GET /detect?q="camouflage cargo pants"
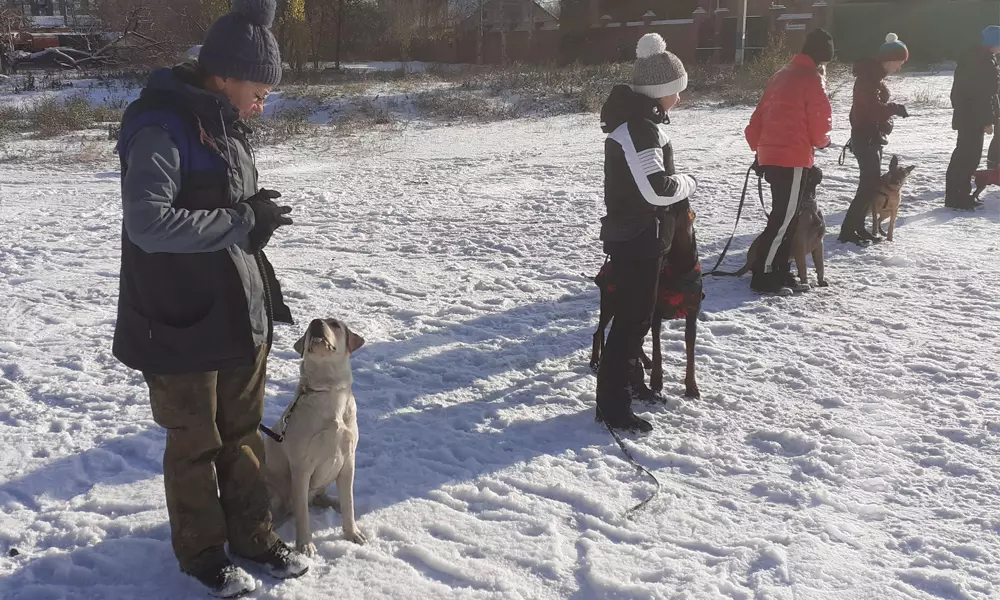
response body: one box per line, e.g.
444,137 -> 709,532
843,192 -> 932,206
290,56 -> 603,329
144,345 -> 279,574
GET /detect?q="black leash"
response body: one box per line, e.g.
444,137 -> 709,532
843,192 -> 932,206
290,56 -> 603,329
596,405 -> 661,519
838,139 -> 852,166
707,159 -> 761,276
259,424 -> 284,443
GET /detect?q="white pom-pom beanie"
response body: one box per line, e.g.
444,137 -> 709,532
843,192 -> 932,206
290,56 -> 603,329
878,32 -> 909,62
632,33 -> 688,99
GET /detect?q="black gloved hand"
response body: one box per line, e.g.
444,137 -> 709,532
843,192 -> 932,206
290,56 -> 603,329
246,189 -> 292,254
889,103 -> 909,118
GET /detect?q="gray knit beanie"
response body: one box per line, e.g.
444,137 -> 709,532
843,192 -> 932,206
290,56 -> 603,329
632,33 -> 688,99
199,0 -> 282,86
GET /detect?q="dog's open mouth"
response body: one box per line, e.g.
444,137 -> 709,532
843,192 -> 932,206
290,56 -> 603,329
309,337 -> 337,353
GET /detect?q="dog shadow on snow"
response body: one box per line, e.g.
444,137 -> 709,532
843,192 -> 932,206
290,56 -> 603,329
1,292 -> 686,594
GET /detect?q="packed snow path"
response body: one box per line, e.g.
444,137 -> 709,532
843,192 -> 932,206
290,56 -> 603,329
1,71 -> 998,599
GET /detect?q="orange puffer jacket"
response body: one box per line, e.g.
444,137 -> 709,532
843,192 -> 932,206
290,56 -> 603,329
745,54 -> 833,168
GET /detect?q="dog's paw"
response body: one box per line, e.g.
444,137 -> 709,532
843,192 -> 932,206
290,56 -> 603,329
345,529 -> 368,545
817,280 -> 829,288
297,542 -> 317,557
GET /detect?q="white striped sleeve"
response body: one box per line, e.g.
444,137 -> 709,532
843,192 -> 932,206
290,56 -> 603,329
609,122 -> 697,207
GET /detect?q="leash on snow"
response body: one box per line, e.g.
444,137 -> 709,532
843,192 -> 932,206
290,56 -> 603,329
596,404 -> 661,518
706,158 -> 765,276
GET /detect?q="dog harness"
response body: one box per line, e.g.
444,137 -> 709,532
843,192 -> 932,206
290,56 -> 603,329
595,258 -> 705,320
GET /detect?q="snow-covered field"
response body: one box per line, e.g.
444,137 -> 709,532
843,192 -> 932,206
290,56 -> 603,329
2,69 -> 999,599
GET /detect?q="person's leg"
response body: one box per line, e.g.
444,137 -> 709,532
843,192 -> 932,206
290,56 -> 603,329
145,371 -> 228,575
751,166 -> 802,292
214,345 -> 280,559
596,255 -> 661,431
946,128 -> 985,206
840,142 -> 882,242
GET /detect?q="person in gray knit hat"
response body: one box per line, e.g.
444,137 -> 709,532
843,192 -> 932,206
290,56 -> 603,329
595,33 -> 698,433
113,0 -> 308,595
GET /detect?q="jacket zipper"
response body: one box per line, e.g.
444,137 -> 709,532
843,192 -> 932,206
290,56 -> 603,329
254,252 -> 275,346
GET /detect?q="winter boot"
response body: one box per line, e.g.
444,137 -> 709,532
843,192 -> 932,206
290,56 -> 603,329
233,540 -> 309,580
595,404 -> 653,433
184,558 -> 256,599
782,273 -> 811,293
751,271 -> 794,296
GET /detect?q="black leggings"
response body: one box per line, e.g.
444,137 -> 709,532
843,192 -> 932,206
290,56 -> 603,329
596,255 -> 661,417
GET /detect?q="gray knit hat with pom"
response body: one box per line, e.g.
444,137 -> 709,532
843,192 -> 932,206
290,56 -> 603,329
632,33 -> 687,99
199,0 -> 282,86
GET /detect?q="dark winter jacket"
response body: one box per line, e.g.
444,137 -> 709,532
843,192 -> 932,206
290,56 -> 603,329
113,63 -> 292,375
599,85 -> 696,259
951,46 -> 1000,131
850,59 -> 903,147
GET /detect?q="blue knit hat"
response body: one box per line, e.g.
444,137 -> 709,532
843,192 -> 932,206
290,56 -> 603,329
878,33 -> 908,62
199,0 -> 282,86
983,25 -> 1000,48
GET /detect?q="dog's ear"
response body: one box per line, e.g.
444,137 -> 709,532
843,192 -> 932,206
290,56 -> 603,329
903,165 -> 916,176
293,334 -> 306,357
346,328 -> 365,354
889,155 -> 899,172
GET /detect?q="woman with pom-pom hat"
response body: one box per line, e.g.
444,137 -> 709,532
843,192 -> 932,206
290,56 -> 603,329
839,33 -> 910,245
113,0 -> 308,594
596,33 -> 697,434
945,25 -> 1000,210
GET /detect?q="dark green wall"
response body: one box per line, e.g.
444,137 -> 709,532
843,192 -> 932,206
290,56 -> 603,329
833,0 -> 1000,63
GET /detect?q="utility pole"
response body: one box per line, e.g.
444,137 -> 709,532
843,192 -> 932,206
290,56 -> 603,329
736,0 -> 747,65
335,0 -> 344,70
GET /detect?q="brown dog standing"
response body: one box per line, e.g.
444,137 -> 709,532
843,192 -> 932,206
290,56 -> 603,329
871,155 -> 915,241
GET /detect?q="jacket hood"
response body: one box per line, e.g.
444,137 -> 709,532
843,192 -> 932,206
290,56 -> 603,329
600,84 -> 665,133
853,57 -> 887,79
142,62 -> 240,125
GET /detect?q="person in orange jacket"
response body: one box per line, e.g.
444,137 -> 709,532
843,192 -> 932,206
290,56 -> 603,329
745,28 -> 834,295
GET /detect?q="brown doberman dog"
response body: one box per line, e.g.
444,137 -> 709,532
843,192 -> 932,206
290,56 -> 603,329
590,207 -> 703,399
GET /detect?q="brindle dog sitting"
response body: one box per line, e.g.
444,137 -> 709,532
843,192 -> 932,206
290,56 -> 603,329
590,207 -> 703,399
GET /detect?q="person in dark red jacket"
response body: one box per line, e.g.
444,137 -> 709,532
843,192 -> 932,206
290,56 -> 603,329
839,34 -> 910,245
745,28 -> 833,295
945,26 -> 1000,210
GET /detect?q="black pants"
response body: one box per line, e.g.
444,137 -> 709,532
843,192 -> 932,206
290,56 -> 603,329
840,140 -> 882,238
946,128 -> 996,204
596,255 -> 661,418
751,166 -> 821,291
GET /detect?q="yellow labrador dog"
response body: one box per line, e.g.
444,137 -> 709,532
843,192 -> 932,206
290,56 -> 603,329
263,318 -> 367,556
872,155 -> 916,242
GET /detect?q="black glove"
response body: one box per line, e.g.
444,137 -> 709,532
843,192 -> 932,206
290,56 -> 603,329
889,103 -> 909,118
246,189 -> 292,254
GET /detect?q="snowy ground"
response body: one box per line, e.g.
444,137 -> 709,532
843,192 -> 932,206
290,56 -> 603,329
1,69 -> 999,599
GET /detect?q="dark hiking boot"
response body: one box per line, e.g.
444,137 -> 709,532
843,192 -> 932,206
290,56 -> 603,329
597,407 -> 654,433
945,197 -> 983,210
782,273 -> 811,293
628,381 -> 663,404
184,559 -> 255,598
857,228 -> 879,242
234,540 -> 309,580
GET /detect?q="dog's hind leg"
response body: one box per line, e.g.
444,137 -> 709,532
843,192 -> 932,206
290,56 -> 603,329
684,313 -> 700,399
311,491 -> 341,513
793,245 -> 808,285
291,469 -> 316,556
337,458 -> 367,545
649,315 -> 663,392
813,241 -> 828,287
